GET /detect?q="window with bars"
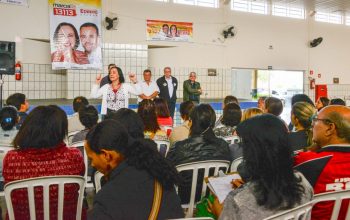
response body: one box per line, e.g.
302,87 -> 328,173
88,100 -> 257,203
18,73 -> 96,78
231,0 -> 268,14
272,4 -> 304,19
315,12 -> 342,24
173,0 -> 218,8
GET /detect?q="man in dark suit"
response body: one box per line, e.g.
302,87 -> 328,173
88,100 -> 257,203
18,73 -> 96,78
156,67 -> 178,118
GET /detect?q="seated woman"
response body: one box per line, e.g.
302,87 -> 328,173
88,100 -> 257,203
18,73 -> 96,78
315,96 -> 330,111
211,114 -> 313,220
3,105 -> 85,220
214,103 -> 242,138
138,99 -> 168,141
85,120 -> 184,219
71,105 -> 99,144
288,102 -> 317,152
167,104 -> 231,203
0,106 -> 19,146
154,97 -> 173,127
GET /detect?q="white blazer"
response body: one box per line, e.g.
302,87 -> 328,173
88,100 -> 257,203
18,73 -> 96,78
90,83 -> 141,115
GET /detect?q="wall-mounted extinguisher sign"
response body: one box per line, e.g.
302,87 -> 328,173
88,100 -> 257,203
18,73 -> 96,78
15,62 -> 21,81
310,78 -> 315,90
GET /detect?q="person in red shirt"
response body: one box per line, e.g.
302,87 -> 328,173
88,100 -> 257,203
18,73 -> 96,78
154,97 -> 173,127
294,105 -> 350,220
3,105 -> 85,220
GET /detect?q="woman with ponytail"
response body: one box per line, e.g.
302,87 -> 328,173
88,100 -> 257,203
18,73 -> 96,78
0,106 -> 19,146
167,104 -> 231,204
288,102 -> 317,151
85,117 -> 184,219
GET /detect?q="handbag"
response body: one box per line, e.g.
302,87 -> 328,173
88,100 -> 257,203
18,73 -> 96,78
148,180 -> 163,220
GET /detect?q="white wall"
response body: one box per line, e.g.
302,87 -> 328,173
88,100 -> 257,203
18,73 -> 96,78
1,0 -> 350,86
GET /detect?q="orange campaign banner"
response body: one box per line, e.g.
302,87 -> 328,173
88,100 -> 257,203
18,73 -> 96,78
49,0 -> 102,70
147,20 -> 193,42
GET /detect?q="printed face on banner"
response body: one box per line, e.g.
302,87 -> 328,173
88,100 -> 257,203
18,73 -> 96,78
147,20 -> 193,42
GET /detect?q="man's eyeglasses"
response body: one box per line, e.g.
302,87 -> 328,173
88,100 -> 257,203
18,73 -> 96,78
311,114 -> 333,125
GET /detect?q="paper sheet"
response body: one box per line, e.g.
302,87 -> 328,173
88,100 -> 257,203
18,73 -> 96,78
208,173 -> 241,203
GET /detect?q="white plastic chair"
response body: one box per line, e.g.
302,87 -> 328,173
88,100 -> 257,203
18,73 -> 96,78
230,157 -> 243,172
160,125 -> 173,136
263,201 -> 313,220
0,145 -> 13,197
312,189 -> 350,220
169,218 -> 214,220
176,160 -> 230,217
4,175 -> 85,220
94,171 -> 104,193
154,140 -> 170,157
223,135 -> 240,145
70,142 -> 93,188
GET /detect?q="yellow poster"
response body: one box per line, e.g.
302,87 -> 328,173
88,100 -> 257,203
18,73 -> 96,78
147,20 -> 193,42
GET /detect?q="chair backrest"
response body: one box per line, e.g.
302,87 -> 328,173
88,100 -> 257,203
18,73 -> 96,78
263,201 -> 313,220
4,175 -> 85,220
169,218 -> 214,220
223,135 -> 240,145
94,171 -> 104,193
230,157 -> 243,172
70,142 -> 89,183
160,125 -> 173,137
154,140 -> 170,157
312,189 -> 350,220
176,160 -> 230,217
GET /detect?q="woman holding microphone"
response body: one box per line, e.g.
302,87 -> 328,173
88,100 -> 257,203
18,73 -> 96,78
91,66 -> 140,116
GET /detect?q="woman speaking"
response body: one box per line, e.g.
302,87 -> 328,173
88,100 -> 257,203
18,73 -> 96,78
91,66 -> 140,116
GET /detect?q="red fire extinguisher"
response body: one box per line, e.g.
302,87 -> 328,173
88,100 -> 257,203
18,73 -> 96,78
15,62 -> 21,80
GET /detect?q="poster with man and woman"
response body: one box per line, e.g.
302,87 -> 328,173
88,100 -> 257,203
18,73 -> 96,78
49,0 -> 102,70
146,19 -> 193,42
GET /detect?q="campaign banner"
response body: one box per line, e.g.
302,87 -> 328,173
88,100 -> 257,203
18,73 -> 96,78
0,0 -> 28,7
147,20 -> 193,42
49,0 -> 102,70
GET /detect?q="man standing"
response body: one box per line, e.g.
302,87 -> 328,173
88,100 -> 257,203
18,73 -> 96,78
294,105 -> 350,220
156,67 -> 178,118
138,69 -> 159,102
80,23 -> 102,67
183,72 -> 202,104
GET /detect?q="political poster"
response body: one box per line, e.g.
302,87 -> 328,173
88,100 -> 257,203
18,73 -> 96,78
0,0 -> 28,7
147,19 -> 193,42
49,0 -> 102,70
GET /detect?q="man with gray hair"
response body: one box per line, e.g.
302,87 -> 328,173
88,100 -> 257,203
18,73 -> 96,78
156,67 -> 178,118
294,105 -> 350,220
183,71 -> 202,104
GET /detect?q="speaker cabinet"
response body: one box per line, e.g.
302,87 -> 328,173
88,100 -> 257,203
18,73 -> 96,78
0,41 -> 15,75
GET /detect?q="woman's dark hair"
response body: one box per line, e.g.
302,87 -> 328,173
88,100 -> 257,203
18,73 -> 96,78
291,94 -> 314,107
189,104 -> 222,145
223,95 -> 239,106
137,100 -> 160,133
53,22 -> 80,50
0,106 -> 18,131
86,119 -> 181,189
221,103 -> 242,127
108,66 -> 125,84
179,101 -> 194,121
105,108 -> 145,139
330,98 -> 346,106
78,105 -> 98,129
318,97 -> 330,109
13,105 -> 68,149
6,93 -> 26,111
154,98 -> 170,118
73,96 -> 89,112
236,114 -> 304,209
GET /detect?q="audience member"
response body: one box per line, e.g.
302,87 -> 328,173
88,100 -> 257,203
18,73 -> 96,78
68,96 -> 89,133
154,97 -> 173,127
330,98 -> 346,106
183,72 -> 202,104
212,114 -> 313,220
288,102 -> 317,152
289,94 -> 315,131
167,104 -> 231,203
156,67 -> 178,118
169,101 -> 195,146
294,105 -> 350,220
71,105 -> 98,144
264,97 -> 283,117
214,103 -> 242,138
0,106 -> 18,146
241,107 -> 263,121
257,96 -> 267,110
138,99 -> 168,141
316,96 -> 330,111
85,120 -> 184,219
138,69 -> 159,102
3,105 -> 85,220
215,95 -> 239,127
6,93 -> 29,129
